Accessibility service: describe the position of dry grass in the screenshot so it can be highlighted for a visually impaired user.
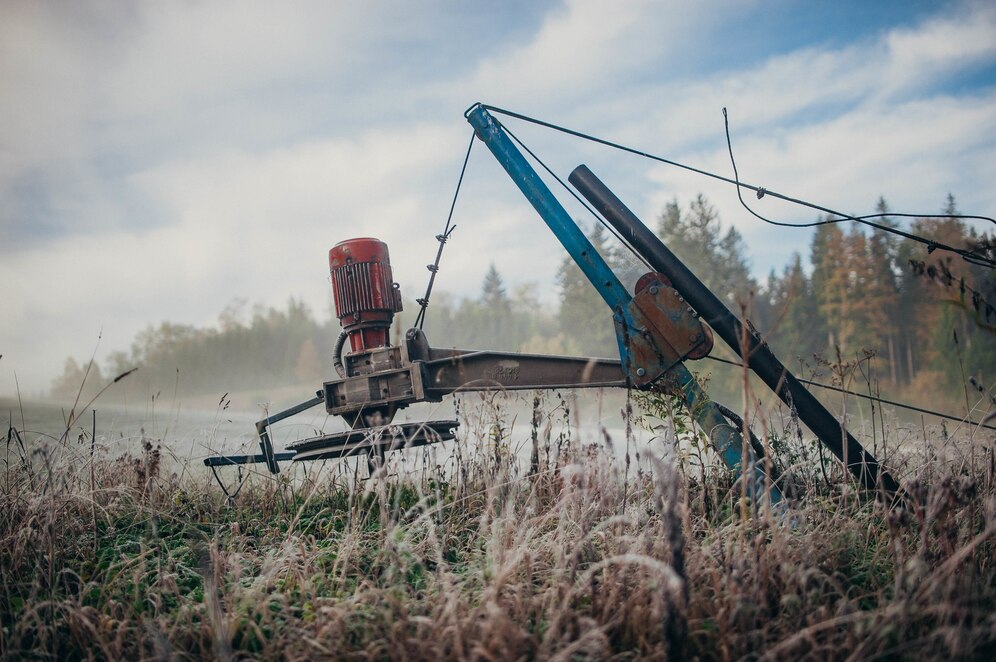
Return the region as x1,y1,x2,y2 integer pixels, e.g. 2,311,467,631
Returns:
2,391,995,660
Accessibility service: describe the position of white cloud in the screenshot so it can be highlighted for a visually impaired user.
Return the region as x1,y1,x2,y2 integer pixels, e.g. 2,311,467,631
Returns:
457,0,756,113
621,2,996,266
0,121,475,389
2,0,996,395
881,2,996,98
616,4,996,158
99,1,365,120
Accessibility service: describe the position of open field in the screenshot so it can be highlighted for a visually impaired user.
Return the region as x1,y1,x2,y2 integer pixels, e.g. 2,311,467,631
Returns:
2,391,995,660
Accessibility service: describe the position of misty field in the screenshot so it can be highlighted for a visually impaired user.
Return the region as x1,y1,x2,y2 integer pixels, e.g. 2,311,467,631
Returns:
2,390,995,660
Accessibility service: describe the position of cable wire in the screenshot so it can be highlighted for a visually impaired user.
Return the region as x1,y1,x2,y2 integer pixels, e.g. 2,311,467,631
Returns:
465,104,996,416
414,130,475,329
704,354,996,433
721,108,996,269
476,103,996,270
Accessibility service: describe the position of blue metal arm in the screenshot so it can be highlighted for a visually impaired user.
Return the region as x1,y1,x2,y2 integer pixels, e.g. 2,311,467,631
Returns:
465,103,781,505
466,106,629,310
466,104,638,372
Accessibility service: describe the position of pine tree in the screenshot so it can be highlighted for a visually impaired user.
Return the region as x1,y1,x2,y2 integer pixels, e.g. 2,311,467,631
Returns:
458,264,514,349
866,198,902,384
481,264,509,309
812,220,849,352
908,196,969,386
656,194,756,309
845,225,877,356
767,253,823,369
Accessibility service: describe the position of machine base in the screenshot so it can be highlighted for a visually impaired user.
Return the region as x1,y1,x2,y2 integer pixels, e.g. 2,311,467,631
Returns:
288,420,459,463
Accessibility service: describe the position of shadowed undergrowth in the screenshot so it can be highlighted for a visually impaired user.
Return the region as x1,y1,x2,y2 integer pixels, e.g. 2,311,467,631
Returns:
2,392,995,660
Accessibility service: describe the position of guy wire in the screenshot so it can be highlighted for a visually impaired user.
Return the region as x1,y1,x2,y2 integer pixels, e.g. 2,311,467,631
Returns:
721,108,995,270
705,354,996,433
480,103,995,270
415,130,475,330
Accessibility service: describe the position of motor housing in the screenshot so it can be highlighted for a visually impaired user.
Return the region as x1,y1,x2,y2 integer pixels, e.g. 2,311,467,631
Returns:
329,238,403,353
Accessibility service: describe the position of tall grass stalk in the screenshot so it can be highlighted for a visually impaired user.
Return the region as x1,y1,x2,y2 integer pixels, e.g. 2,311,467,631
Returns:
1,391,995,659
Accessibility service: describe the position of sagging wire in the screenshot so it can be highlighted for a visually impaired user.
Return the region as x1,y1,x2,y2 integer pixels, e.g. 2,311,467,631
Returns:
478,103,996,270
210,463,248,501
470,113,992,372
705,354,996,433
721,107,996,270
414,130,475,330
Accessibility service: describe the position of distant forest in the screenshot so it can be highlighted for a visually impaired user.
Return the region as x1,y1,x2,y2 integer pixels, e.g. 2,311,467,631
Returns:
52,193,995,410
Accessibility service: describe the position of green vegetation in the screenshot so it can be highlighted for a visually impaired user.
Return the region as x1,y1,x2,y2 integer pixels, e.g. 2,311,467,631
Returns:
2,392,995,659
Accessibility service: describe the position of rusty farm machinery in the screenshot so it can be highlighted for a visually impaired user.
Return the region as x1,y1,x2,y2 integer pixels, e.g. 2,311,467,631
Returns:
204,104,904,505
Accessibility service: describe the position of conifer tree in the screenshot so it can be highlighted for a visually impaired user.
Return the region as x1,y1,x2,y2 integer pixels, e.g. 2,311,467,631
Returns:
454,264,514,349
657,195,755,309
867,198,902,384
767,253,823,368
845,225,878,357
812,220,849,352
907,195,969,384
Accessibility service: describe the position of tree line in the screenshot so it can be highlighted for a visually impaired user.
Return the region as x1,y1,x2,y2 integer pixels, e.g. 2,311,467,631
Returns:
52,194,994,408
761,194,994,397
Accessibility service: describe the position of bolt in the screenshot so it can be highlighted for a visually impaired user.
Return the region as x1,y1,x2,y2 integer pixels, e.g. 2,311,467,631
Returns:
689,333,699,342
636,367,647,377
648,285,659,295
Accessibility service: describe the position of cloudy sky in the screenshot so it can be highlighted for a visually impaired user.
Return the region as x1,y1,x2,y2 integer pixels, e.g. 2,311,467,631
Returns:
2,0,995,395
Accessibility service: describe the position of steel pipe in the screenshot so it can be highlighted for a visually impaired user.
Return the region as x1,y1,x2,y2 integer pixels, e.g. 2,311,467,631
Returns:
569,164,902,500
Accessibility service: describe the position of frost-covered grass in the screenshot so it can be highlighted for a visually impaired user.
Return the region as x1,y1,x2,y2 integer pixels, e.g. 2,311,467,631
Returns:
2,391,995,660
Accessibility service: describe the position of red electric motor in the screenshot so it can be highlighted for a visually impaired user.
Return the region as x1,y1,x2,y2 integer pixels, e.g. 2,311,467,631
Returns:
329,238,403,358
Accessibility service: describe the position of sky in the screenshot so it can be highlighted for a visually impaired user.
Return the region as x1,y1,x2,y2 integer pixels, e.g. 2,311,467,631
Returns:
1,0,995,396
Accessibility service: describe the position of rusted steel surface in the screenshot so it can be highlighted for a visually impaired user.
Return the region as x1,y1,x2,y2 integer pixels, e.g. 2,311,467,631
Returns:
423,351,626,394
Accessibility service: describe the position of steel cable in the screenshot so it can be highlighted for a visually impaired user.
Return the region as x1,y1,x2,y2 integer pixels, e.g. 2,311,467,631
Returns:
476,103,995,269
705,354,996,433
414,130,475,329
